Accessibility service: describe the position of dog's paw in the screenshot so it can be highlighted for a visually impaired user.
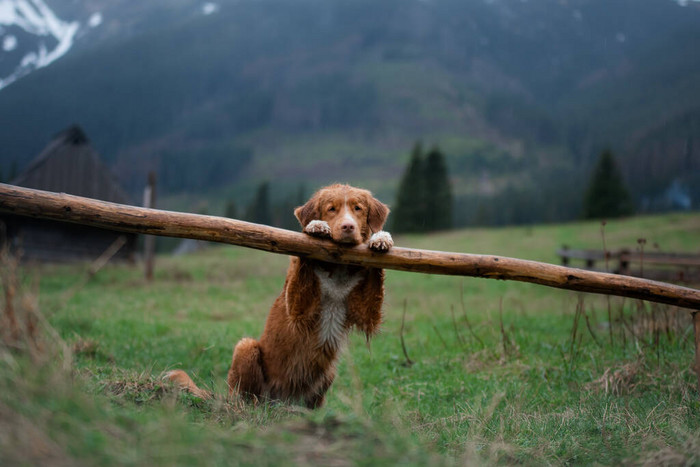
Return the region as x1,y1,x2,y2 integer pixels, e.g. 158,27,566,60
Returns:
304,220,331,238
368,231,393,252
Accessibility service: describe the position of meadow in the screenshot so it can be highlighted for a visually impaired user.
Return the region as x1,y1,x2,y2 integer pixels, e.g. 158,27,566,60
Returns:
1,213,700,466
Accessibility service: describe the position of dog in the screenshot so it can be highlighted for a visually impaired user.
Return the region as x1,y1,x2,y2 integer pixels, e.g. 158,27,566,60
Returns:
167,184,393,408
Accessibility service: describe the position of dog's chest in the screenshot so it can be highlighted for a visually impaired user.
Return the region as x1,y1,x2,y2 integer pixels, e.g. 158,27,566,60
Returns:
314,266,362,350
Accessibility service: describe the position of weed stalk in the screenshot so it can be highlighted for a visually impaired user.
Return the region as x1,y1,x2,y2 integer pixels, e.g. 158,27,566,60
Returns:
400,299,414,367
498,298,509,357
450,305,466,349
459,281,485,349
568,297,584,374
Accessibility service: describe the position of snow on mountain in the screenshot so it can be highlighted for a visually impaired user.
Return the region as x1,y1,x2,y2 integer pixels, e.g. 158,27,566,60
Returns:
87,12,102,29
202,3,220,16
0,0,218,91
0,0,81,90
2,34,17,50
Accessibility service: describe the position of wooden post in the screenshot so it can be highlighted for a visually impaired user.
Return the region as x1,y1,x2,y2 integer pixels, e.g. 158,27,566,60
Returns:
560,245,569,267
619,248,630,276
143,172,156,281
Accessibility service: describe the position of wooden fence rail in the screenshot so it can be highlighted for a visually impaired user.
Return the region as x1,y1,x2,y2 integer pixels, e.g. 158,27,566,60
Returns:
1,183,699,312
558,246,700,282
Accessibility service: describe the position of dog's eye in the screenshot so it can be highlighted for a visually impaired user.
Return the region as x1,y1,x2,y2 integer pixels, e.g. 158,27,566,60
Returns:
354,205,362,211
328,206,336,212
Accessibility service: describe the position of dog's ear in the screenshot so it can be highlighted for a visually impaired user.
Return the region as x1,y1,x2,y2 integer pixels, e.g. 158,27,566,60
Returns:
367,197,390,233
294,197,319,228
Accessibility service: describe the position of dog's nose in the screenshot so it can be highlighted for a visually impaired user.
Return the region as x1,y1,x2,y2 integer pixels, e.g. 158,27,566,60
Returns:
341,222,355,232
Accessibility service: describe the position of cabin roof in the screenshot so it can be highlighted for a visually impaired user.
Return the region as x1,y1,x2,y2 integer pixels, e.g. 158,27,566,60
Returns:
12,125,130,204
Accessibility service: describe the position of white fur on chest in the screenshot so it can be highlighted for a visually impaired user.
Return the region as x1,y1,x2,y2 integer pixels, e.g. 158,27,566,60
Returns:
314,266,362,350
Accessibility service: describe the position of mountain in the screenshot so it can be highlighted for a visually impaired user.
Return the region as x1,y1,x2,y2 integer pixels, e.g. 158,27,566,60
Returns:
0,0,79,89
0,0,698,225
0,0,223,89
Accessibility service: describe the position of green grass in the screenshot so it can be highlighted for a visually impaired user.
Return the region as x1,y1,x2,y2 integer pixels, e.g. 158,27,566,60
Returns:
2,213,700,465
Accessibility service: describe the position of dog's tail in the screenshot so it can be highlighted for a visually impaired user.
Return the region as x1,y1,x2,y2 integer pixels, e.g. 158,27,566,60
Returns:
164,370,212,400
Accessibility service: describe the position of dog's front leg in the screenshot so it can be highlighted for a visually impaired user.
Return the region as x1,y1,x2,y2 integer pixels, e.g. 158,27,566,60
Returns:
368,231,394,252
303,220,331,238
284,258,320,324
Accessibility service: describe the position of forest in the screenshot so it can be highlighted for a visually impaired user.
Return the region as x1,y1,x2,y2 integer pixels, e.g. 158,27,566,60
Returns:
0,0,698,229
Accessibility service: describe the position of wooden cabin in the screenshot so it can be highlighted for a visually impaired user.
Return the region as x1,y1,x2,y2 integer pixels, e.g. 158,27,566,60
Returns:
1,125,137,263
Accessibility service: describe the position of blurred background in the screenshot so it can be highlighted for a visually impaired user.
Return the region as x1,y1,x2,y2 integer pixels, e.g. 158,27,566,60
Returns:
1,0,698,236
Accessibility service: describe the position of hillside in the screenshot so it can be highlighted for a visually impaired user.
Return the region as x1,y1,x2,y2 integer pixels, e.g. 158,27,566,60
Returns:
0,0,699,222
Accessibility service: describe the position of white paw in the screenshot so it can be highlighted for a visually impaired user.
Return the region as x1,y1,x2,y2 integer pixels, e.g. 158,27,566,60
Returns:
304,220,331,237
368,231,393,252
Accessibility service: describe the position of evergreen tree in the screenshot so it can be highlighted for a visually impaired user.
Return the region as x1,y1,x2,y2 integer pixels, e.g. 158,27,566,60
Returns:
246,181,272,225
393,142,426,233
393,143,454,233
582,149,634,219
424,146,453,230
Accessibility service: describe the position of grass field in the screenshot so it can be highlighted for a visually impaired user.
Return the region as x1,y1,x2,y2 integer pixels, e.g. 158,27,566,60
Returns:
2,213,700,465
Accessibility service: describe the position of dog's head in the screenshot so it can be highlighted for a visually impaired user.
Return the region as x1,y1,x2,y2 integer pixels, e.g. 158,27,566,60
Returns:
294,184,390,245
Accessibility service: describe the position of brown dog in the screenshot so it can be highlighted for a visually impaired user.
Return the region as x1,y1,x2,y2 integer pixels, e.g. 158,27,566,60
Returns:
167,184,393,408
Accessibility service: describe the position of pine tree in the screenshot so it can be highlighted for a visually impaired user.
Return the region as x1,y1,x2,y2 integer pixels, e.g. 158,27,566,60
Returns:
246,181,272,225
424,146,453,231
582,149,634,219
393,142,426,233
393,143,454,233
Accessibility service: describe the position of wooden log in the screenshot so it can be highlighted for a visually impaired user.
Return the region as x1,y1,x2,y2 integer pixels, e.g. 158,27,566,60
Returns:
1,182,700,311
